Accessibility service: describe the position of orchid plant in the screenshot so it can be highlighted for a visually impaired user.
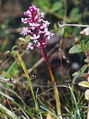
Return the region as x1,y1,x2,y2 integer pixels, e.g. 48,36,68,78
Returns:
20,5,62,118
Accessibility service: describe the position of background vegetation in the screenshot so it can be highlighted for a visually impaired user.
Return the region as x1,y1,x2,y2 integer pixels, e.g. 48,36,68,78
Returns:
0,0,89,118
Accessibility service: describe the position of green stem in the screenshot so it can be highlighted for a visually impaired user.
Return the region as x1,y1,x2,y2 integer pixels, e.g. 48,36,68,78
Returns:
40,44,62,119
16,51,38,110
47,62,62,119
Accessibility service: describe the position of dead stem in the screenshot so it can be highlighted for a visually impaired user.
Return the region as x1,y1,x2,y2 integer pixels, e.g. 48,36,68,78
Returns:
58,22,89,28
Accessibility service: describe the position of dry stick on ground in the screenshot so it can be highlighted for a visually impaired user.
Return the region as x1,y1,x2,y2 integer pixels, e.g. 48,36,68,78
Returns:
28,44,59,73
58,22,89,28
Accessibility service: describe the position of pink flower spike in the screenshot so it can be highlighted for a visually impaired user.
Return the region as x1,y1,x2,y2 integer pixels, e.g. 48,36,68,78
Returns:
29,5,40,13
21,5,54,49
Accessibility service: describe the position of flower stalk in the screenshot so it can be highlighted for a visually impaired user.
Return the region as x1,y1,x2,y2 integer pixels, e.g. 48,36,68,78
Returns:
41,43,62,118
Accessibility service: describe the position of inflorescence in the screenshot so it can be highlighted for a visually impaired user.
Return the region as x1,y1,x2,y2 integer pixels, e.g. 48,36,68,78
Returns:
21,5,54,49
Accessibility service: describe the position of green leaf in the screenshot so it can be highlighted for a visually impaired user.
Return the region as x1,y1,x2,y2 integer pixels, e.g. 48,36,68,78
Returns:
51,2,62,12
69,44,83,54
19,37,26,42
0,104,20,119
70,8,79,17
72,71,81,77
86,40,89,46
0,90,14,101
25,35,30,40
5,62,19,78
40,105,59,118
86,40,89,50
78,81,89,88
37,0,50,9
70,8,81,22
12,45,18,50
80,64,88,73
85,89,89,100
72,64,88,77
80,40,87,51
84,58,89,63
19,35,30,43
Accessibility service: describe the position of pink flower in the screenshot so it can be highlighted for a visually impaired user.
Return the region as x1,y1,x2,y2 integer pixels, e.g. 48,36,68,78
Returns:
30,34,40,40
27,42,34,50
21,27,29,35
21,5,54,49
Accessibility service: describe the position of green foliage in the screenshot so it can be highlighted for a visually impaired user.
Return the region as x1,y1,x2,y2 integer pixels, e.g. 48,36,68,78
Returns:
85,90,89,100
69,40,89,54
84,58,89,63
70,8,82,22
79,81,89,88
40,105,59,118
69,44,83,54
5,62,19,78
51,1,62,12
34,0,51,11
72,64,88,78
0,104,20,119
19,35,30,44
0,0,89,118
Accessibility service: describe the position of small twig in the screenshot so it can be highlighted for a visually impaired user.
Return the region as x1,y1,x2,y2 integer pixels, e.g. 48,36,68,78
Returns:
28,58,44,73
58,22,89,28
5,28,22,34
0,56,11,71
28,44,59,73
